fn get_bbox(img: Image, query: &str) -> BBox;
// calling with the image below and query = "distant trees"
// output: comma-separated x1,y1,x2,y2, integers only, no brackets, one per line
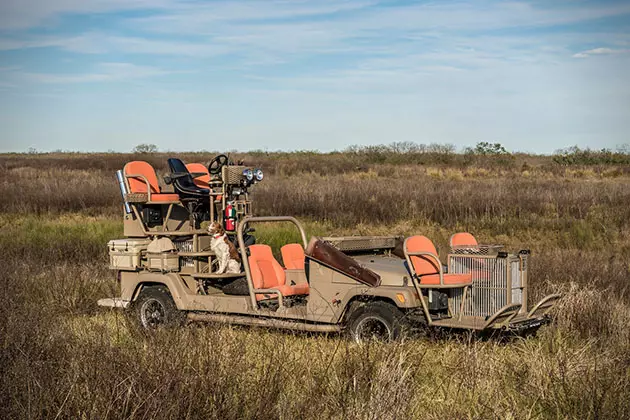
553,145,630,165
132,143,158,154
465,142,510,156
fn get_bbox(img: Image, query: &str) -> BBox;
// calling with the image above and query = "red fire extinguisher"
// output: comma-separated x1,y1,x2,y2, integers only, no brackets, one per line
224,202,236,231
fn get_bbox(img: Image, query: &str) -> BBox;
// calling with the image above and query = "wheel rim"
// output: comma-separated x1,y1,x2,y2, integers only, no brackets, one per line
140,298,166,329
355,316,392,342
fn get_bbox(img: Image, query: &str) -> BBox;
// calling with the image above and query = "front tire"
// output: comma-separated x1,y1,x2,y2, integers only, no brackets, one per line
345,301,406,343
134,286,184,329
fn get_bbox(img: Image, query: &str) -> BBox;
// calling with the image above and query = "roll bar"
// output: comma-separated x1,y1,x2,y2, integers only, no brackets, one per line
236,216,308,309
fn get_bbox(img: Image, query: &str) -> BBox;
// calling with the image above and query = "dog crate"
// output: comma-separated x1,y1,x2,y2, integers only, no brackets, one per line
108,238,151,270
449,247,529,317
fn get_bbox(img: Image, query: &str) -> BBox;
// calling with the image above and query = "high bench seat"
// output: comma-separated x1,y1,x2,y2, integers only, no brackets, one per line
123,161,180,203
185,163,211,189
248,244,309,302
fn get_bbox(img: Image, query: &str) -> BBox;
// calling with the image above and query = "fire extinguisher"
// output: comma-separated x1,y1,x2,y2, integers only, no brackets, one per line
224,202,236,231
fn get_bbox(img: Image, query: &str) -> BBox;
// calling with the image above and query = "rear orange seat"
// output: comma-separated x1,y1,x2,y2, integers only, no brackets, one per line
123,161,179,203
449,232,478,248
248,245,309,300
281,243,305,270
405,235,472,288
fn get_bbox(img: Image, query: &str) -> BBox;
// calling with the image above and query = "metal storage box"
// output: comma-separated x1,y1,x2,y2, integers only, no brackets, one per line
108,238,151,270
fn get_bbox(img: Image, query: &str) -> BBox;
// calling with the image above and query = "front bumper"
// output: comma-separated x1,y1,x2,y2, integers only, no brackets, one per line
97,297,130,309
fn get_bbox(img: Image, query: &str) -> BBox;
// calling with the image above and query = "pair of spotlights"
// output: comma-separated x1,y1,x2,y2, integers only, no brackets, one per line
242,168,264,182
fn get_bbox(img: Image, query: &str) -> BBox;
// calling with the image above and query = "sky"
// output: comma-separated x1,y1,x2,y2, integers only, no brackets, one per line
0,0,629,154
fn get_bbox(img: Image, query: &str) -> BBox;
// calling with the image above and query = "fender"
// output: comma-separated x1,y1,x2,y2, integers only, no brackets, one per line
120,271,192,310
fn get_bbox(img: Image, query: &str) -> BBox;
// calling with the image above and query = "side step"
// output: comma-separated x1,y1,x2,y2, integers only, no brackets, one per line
187,312,341,333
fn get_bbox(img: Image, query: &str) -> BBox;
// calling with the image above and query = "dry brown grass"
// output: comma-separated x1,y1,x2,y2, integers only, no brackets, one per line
1,153,629,419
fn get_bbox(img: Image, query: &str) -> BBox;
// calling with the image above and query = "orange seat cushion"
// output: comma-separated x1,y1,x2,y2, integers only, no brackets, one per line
150,193,180,203
186,163,210,189
281,243,305,270
406,235,441,276
450,232,478,247
249,244,309,301
124,161,161,194
419,273,472,286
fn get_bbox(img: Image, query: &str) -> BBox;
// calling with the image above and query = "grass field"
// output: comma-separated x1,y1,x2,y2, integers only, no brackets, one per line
1,150,629,419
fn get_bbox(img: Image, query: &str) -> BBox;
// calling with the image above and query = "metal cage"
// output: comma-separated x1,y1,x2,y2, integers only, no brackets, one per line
449,251,528,317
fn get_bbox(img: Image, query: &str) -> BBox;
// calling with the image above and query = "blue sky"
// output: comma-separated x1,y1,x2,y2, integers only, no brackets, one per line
0,0,628,153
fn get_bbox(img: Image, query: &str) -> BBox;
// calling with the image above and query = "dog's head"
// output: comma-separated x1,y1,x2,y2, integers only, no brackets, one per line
207,221,224,236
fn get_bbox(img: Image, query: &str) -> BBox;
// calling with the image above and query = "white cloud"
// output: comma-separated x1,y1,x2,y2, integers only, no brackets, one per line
19,62,183,83
573,47,630,58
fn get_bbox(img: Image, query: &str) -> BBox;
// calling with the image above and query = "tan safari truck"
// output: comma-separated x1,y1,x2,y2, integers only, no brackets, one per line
99,156,560,341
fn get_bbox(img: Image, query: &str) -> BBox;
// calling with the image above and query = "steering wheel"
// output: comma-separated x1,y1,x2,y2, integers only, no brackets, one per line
208,154,228,175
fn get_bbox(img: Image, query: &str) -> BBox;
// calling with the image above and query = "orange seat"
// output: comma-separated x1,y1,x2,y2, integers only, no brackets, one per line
185,163,210,189
281,243,305,270
449,232,478,247
248,245,309,301
123,161,179,203
405,235,471,287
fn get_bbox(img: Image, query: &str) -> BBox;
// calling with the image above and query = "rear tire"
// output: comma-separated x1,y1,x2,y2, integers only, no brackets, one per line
134,286,185,330
345,301,406,343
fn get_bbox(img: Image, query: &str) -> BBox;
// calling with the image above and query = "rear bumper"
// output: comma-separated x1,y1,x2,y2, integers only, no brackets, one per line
97,298,130,309
506,315,549,332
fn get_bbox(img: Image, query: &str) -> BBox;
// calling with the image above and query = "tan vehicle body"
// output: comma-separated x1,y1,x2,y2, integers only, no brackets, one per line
100,157,560,337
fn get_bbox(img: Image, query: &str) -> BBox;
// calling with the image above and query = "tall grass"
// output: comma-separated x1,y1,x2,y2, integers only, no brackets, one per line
1,153,629,419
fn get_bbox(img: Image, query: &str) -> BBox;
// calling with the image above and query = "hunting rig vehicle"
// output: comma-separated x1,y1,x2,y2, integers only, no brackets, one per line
99,154,560,341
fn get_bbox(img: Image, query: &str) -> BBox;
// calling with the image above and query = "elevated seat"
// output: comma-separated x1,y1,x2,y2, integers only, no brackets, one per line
185,163,211,189
248,245,309,301
281,243,305,270
123,161,180,203
186,162,222,202
167,158,210,201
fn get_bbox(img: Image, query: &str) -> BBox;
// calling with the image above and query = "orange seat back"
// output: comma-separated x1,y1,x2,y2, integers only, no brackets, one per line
185,163,210,189
248,245,285,289
281,244,305,270
405,235,441,276
450,232,478,247
124,161,160,194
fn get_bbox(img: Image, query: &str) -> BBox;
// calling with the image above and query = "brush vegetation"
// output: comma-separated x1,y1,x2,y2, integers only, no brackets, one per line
1,149,629,419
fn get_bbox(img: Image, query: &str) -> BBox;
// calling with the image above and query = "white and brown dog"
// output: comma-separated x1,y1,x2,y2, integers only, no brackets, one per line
207,222,242,274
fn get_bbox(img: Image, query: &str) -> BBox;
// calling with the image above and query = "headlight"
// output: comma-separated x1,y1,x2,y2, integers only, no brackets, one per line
242,168,253,181
254,168,264,181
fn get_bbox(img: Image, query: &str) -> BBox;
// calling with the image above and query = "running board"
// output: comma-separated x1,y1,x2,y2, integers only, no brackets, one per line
187,312,341,333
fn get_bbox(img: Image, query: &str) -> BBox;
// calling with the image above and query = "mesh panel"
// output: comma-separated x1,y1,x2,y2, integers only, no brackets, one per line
450,254,526,317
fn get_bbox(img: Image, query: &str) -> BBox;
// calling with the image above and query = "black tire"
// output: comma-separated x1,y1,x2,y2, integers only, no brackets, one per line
134,286,185,330
345,301,406,343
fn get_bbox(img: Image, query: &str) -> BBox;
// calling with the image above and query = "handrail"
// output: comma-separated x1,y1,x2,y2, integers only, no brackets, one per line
124,173,154,202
